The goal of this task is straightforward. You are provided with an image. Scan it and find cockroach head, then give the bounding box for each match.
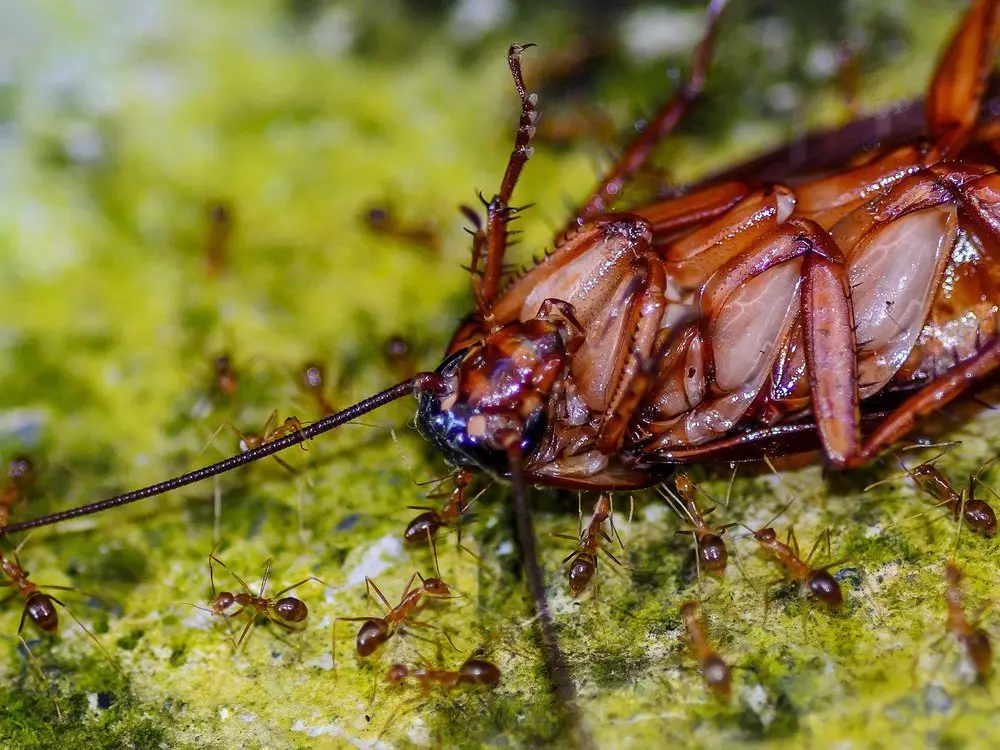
[416,299,582,477]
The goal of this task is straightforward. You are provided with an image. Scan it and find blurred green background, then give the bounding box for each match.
[2,0,998,748]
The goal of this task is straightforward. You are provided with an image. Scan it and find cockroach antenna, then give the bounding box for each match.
[0,374,440,535]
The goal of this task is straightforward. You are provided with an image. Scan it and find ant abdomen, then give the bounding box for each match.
[700,653,731,699]
[404,512,443,544]
[698,533,727,575]
[806,570,843,608]
[273,597,308,624]
[459,659,502,686]
[962,629,993,675]
[568,552,596,596]
[357,618,390,657]
[962,499,997,536]
[26,593,59,632]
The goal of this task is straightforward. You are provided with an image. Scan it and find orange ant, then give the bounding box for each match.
[386,655,502,692]
[204,201,233,276]
[0,546,117,716]
[403,470,482,546]
[910,463,997,537]
[553,495,630,598]
[362,204,440,253]
[300,361,336,418]
[384,335,417,380]
[743,525,843,609]
[0,456,36,528]
[332,572,460,665]
[679,600,731,700]
[213,354,239,399]
[659,475,734,576]
[943,562,993,679]
[205,410,307,473]
[196,555,325,652]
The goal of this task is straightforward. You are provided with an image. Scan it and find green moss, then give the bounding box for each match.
[2,0,998,747]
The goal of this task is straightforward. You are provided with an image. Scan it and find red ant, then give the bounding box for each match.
[743,525,843,609]
[384,335,417,381]
[679,600,731,700]
[943,562,993,679]
[213,354,239,399]
[553,495,629,598]
[204,201,233,276]
[196,555,325,651]
[300,362,336,418]
[910,463,997,537]
[204,410,307,473]
[0,456,35,528]
[386,655,501,692]
[659,475,734,576]
[403,470,482,546]
[332,572,460,665]
[0,545,117,716]
[362,203,440,253]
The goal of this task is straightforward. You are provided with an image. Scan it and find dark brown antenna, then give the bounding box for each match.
[0,374,440,535]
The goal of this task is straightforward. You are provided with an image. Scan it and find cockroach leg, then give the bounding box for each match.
[571,0,728,226]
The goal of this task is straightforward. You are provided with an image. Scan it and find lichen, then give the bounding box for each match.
[1,0,996,748]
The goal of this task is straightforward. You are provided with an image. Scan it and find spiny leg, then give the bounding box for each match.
[477,44,541,318]
[570,0,728,228]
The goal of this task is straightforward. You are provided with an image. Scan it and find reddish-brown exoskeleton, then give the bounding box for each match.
[943,562,993,679]
[911,463,998,536]
[659,474,734,576]
[553,494,628,598]
[196,555,323,652]
[385,656,502,692]
[10,0,1000,740]
[745,526,843,609]
[403,469,480,546]
[679,600,732,700]
[0,457,35,528]
[332,573,460,665]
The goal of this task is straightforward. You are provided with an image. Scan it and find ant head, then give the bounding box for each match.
[700,653,732,699]
[459,658,502,687]
[568,553,596,596]
[404,513,442,545]
[212,591,239,616]
[26,592,59,632]
[674,474,694,497]
[963,499,997,536]
[386,664,409,684]
[698,533,728,575]
[422,578,451,598]
[753,527,776,544]
[806,570,843,609]
[273,597,308,624]
[357,618,390,657]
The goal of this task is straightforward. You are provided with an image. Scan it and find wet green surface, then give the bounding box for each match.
[1,0,998,747]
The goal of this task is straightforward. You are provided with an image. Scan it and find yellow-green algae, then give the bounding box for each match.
[1,0,998,748]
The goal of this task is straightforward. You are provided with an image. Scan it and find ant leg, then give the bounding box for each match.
[231,613,257,652]
[570,0,728,226]
[17,627,62,721]
[258,558,274,598]
[365,577,395,612]
[273,576,329,599]
[210,554,253,596]
[47,596,120,671]
[478,44,540,315]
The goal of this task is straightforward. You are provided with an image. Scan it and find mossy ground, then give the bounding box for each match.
[1,0,998,747]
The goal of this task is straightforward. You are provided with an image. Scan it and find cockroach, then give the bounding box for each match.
[744,525,843,609]
[679,600,731,700]
[195,555,323,652]
[943,562,993,679]
[10,0,1000,741]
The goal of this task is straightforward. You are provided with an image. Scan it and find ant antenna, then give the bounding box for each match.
[0,374,442,535]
